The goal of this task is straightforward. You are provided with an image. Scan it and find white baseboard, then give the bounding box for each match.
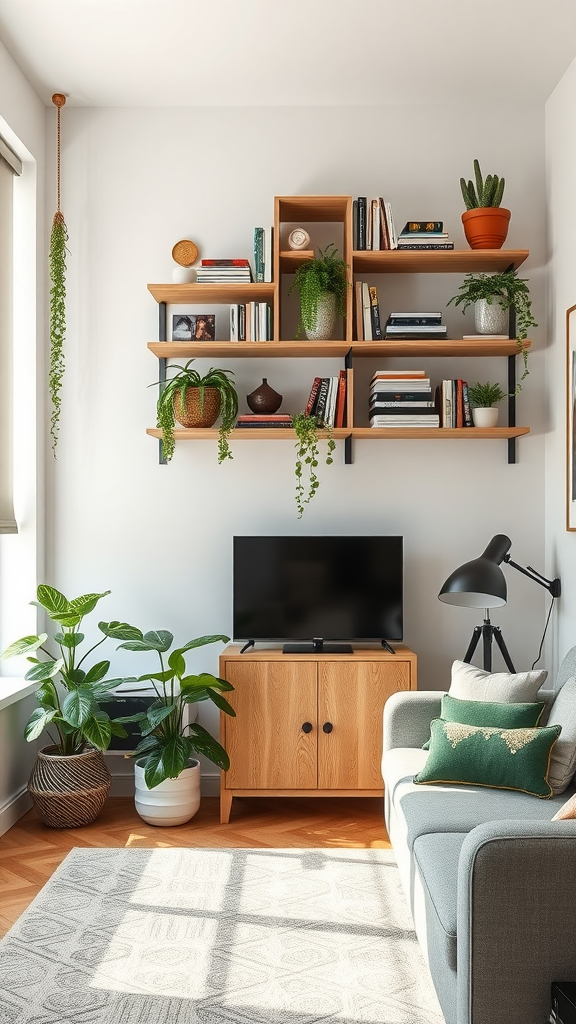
[0,787,32,837]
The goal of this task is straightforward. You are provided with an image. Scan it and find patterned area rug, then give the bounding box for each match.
[0,847,444,1023]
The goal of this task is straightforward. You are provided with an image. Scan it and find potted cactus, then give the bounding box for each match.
[460,159,510,249]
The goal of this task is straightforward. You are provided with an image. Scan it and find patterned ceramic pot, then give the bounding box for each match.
[304,292,337,341]
[474,299,508,335]
[134,758,201,826]
[28,746,111,828]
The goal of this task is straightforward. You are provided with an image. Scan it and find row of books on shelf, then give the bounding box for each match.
[353,205,454,251]
[355,287,449,341]
[305,372,348,428]
[193,229,273,284]
[369,370,478,428]
[229,303,272,342]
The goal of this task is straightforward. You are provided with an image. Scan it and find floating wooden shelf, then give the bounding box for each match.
[148,283,275,304]
[148,339,531,360]
[147,426,530,442]
[352,249,529,274]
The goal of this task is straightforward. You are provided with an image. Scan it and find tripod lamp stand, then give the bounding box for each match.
[438,534,561,672]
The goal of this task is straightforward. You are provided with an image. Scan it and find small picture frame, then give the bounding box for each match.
[172,313,216,342]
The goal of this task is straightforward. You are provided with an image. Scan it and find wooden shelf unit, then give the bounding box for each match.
[147,194,532,463]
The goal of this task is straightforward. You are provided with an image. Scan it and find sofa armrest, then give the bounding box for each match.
[457,819,576,1024]
[382,690,444,755]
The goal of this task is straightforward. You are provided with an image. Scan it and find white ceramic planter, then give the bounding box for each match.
[134,758,201,826]
[304,292,336,340]
[472,407,499,428]
[474,298,507,335]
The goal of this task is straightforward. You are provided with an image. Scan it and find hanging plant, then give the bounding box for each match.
[49,94,68,453]
[292,413,335,518]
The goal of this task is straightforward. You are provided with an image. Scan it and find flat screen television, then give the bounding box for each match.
[233,536,403,653]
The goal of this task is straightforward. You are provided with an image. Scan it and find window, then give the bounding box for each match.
[0,134,22,535]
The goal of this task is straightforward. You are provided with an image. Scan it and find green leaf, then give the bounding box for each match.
[51,612,83,628]
[36,585,69,617]
[113,711,149,724]
[35,682,58,709]
[81,711,112,750]
[188,723,230,770]
[179,673,208,692]
[145,702,176,732]
[64,668,87,685]
[182,688,209,704]
[1,633,48,659]
[143,630,174,652]
[56,632,85,649]
[99,621,144,641]
[127,734,162,759]
[211,676,235,693]
[143,736,189,788]
[136,670,173,684]
[84,660,110,683]
[68,591,111,616]
[109,721,128,738]
[25,658,64,682]
[91,678,130,698]
[24,707,56,742]
[62,686,95,727]
[205,687,236,717]
[176,634,229,655]
[168,650,186,677]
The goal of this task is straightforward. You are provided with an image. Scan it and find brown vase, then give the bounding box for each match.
[246,378,283,414]
[28,746,111,828]
[174,387,221,427]
[462,207,511,249]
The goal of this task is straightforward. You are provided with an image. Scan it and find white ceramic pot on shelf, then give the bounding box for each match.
[474,298,508,335]
[304,292,336,341]
[472,407,499,428]
[134,758,201,826]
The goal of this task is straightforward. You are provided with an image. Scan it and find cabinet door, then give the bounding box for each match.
[223,661,317,789]
[317,660,411,790]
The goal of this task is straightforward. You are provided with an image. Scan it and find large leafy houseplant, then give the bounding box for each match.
[447,269,536,390]
[292,412,335,518]
[154,360,238,463]
[289,244,349,338]
[0,585,136,753]
[112,628,235,789]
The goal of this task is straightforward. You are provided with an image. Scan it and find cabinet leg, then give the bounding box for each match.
[220,789,233,824]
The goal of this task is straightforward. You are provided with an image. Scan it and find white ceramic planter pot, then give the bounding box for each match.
[134,758,201,826]
[474,298,507,335]
[472,407,499,428]
[304,292,336,341]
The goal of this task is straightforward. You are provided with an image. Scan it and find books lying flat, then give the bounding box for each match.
[236,415,292,428]
[401,221,443,234]
[370,414,440,428]
[384,331,448,340]
[385,326,447,335]
[388,313,442,325]
[371,382,431,394]
[371,368,427,378]
[370,390,434,404]
[398,232,449,241]
[396,242,454,250]
[462,334,510,340]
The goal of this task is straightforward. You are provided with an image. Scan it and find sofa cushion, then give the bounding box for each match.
[412,832,465,972]
[449,660,547,702]
[414,719,561,798]
[422,694,546,749]
[546,676,576,794]
[382,747,573,850]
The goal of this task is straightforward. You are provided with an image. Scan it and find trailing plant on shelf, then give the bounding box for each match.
[460,159,505,210]
[153,360,238,463]
[293,412,336,518]
[447,269,536,390]
[0,585,135,755]
[112,627,235,789]
[288,244,349,339]
[467,381,507,408]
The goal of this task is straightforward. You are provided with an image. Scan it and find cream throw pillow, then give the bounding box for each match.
[546,675,576,795]
[449,660,547,704]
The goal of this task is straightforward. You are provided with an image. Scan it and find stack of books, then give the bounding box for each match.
[236,414,292,429]
[253,227,273,283]
[355,282,384,340]
[384,312,448,340]
[369,369,439,428]
[196,259,253,283]
[305,371,348,427]
[434,379,473,428]
[396,221,454,251]
[353,197,398,250]
[230,302,272,341]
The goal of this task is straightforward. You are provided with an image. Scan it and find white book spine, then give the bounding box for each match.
[230,304,239,342]
[264,227,273,283]
[250,300,257,342]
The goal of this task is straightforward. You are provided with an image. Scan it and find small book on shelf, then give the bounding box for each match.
[335,369,347,428]
[401,221,443,234]
[369,286,383,340]
[254,228,265,282]
[305,377,322,417]
[357,197,367,250]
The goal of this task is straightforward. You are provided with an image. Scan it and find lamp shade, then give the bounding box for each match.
[438,535,511,609]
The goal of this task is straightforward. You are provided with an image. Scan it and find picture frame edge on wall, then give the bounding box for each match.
[566,303,576,531]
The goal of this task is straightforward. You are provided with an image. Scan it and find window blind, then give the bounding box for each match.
[0,135,21,534]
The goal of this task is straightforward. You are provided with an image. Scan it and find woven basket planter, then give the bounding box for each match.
[174,387,221,428]
[28,746,111,828]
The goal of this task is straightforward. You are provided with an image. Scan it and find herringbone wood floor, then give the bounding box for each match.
[0,796,390,939]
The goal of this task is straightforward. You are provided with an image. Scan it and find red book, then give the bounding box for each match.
[305,377,322,417]
[201,259,250,266]
[456,379,464,428]
[335,370,347,428]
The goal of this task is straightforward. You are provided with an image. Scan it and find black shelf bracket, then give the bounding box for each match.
[344,434,353,464]
[507,304,517,465]
[159,301,167,465]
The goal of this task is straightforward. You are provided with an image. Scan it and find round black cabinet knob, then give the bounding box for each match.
[301,722,313,733]
[322,722,333,734]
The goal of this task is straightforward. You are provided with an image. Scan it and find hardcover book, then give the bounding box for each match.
[369,286,383,340]
[401,221,443,233]
[357,197,367,250]
[396,242,455,250]
[254,227,265,282]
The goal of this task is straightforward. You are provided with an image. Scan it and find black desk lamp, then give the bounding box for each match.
[438,534,561,671]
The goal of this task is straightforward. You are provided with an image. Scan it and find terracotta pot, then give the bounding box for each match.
[28,746,111,828]
[173,387,221,427]
[462,208,511,250]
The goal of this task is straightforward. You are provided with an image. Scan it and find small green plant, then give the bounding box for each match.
[460,159,505,210]
[49,212,68,454]
[153,360,238,463]
[112,628,234,789]
[467,381,507,408]
[0,585,137,755]
[447,269,536,390]
[289,244,349,337]
[293,413,336,518]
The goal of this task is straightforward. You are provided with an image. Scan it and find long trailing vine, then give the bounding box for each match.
[293,412,336,518]
[49,211,68,452]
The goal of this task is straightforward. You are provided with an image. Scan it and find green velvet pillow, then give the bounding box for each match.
[415,719,562,798]
[422,695,546,750]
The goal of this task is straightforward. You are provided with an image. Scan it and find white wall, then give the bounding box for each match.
[45,104,548,788]
[545,60,576,673]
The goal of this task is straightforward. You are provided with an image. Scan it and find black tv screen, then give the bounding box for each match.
[233,536,403,645]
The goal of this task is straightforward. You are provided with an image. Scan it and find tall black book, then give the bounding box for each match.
[357,197,367,251]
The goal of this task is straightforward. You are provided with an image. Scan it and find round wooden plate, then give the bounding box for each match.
[172,239,199,267]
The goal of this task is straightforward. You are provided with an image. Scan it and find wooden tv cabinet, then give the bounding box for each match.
[218,644,417,823]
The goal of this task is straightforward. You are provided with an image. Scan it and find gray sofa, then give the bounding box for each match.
[382,647,576,1024]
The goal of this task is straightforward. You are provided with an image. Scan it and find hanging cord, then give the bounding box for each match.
[52,93,65,219]
[531,596,556,670]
